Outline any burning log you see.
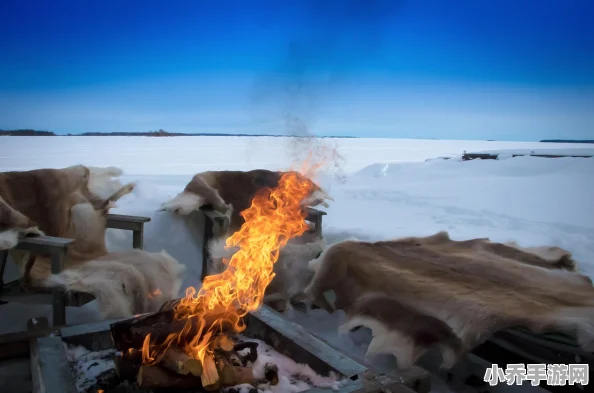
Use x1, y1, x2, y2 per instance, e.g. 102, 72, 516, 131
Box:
200, 353, 220, 391
110, 301, 240, 352
212, 334, 235, 352
136, 365, 203, 389
161, 346, 203, 377
113, 349, 142, 379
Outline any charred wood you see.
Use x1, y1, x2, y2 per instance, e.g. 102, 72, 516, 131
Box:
136, 365, 202, 389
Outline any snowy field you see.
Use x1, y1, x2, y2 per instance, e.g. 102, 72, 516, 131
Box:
1, 136, 594, 393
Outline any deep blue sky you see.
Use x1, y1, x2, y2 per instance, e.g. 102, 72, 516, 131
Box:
1, 0, 593, 140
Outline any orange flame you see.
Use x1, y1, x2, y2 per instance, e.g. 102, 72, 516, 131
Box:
147, 289, 162, 299
142, 162, 322, 364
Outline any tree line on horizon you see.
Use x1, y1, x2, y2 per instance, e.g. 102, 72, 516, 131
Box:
0, 129, 355, 138
1, 129, 591, 143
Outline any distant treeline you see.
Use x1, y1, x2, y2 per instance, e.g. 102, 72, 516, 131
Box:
0, 129, 56, 136
1, 129, 355, 138
540, 139, 594, 144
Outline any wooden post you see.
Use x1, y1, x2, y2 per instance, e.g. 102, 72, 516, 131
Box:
51, 250, 66, 327
0, 250, 8, 291
105, 214, 151, 250
132, 227, 144, 250
201, 213, 213, 282
306, 208, 326, 238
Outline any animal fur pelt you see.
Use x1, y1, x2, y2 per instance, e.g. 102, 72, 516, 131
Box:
1, 165, 136, 284
207, 235, 326, 312
0, 195, 44, 250
159, 169, 333, 238
0, 165, 126, 239
43, 249, 186, 318
304, 231, 594, 369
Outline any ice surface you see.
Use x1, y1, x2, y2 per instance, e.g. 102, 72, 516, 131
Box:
2, 136, 589, 393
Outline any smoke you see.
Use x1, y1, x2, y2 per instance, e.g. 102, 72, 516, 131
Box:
247, 0, 403, 180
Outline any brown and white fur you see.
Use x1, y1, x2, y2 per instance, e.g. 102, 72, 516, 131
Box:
206, 235, 326, 313
0, 195, 45, 250
304, 231, 594, 369
1, 165, 185, 318
339, 292, 464, 370
159, 170, 333, 238
44, 249, 186, 318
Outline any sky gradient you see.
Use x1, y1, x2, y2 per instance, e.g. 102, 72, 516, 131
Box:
1, 0, 593, 140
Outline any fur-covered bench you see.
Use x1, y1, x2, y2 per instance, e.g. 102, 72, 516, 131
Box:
0, 214, 151, 326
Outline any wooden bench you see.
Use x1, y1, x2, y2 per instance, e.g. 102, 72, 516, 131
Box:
0, 214, 151, 327
199, 207, 327, 281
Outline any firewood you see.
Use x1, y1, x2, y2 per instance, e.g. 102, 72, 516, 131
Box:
136, 365, 202, 389
110, 300, 241, 352
234, 341, 259, 365
110, 310, 176, 351
200, 353, 220, 391
219, 365, 255, 386
264, 363, 279, 385
160, 346, 203, 377
113, 349, 142, 379
217, 355, 255, 386
159, 298, 180, 312
212, 334, 235, 352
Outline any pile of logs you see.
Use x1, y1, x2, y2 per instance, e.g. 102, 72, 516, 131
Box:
109, 300, 279, 391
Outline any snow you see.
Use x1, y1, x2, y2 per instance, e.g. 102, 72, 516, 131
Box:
64, 344, 117, 393
63, 337, 342, 393
2, 136, 593, 393
234, 336, 344, 392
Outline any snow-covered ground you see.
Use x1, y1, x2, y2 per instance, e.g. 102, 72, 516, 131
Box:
1, 136, 593, 393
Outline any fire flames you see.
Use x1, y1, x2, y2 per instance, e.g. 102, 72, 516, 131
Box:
141, 166, 320, 365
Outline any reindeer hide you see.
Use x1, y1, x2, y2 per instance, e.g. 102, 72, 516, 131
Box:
304, 231, 594, 369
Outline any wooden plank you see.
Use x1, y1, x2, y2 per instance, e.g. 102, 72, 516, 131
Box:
106, 214, 151, 231
0, 279, 95, 307
306, 207, 328, 217
201, 213, 213, 281
28, 316, 50, 393
15, 236, 74, 254
31, 336, 78, 393
60, 317, 127, 351
51, 251, 66, 326
0, 318, 58, 360
247, 304, 368, 379
106, 213, 151, 224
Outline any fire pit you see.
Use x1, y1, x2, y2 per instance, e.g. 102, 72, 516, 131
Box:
28, 171, 430, 393
29, 305, 430, 393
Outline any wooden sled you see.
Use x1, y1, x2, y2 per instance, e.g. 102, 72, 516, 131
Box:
0, 214, 151, 327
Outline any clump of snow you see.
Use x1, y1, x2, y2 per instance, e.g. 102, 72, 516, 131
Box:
64, 343, 117, 393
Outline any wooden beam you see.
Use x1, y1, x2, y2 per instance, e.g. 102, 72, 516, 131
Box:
14, 236, 75, 254
30, 336, 78, 393
0, 318, 58, 360
106, 213, 151, 231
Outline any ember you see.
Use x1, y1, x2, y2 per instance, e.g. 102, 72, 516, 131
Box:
109, 163, 329, 391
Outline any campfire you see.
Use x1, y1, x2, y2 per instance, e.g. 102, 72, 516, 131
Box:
109, 168, 325, 391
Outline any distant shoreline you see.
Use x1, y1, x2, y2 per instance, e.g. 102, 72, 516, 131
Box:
1, 130, 593, 143
539, 139, 594, 144
0, 129, 356, 138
